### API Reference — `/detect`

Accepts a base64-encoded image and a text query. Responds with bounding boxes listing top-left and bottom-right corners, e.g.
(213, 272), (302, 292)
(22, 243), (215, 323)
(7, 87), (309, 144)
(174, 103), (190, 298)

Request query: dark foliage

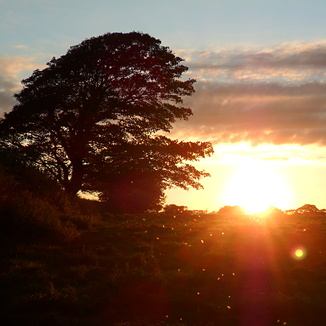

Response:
(93, 136), (212, 213)
(0, 32), (213, 212)
(99, 170), (165, 213)
(0, 149), (99, 242)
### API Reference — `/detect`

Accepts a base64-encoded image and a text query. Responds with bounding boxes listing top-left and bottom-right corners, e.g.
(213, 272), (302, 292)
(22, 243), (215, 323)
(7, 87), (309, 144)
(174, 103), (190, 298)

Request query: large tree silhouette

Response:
(89, 135), (212, 213)
(0, 32), (213, 211)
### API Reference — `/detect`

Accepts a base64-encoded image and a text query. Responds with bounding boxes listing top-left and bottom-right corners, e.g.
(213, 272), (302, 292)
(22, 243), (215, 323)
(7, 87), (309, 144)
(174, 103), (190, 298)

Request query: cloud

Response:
(207, 142), (326, 164)
(172, 42), (326, 146)
(13, 44), (29, 50)
(179, 42), (326, 81)
(0, 56), (39, 116)
(3, 41), (326, 147)
(0, 77), (16, 115)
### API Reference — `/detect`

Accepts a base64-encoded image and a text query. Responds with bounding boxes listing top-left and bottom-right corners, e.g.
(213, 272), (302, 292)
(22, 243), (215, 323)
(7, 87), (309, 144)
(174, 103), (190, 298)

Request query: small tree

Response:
(295, 204), (321, 215)
(218, 205), (245, 217)
(0, 32), (213, 211)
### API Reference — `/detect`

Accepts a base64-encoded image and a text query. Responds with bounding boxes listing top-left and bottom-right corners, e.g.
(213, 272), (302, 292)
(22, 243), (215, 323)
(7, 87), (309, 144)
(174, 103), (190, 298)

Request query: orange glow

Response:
(222, 160), (293, 214)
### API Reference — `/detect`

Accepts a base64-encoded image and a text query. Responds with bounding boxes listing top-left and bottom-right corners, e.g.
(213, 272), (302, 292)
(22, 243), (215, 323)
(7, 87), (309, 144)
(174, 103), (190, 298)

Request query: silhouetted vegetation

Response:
(0, 148), (100, 242)
(0, 32), (213, 213)
(0, 147), (325, 324)
(218, 205), (246, 217)
(1, 31), (326, 325)
(1, 209), (326, 325)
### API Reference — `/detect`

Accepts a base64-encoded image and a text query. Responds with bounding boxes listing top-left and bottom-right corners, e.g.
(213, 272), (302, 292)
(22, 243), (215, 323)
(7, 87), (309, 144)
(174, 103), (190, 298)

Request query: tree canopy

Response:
(0, 32), (213, 212)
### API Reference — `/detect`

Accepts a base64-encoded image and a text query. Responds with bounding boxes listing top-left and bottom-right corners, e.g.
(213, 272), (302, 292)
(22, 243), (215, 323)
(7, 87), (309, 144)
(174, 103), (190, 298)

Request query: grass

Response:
(1, 211), (326, 325)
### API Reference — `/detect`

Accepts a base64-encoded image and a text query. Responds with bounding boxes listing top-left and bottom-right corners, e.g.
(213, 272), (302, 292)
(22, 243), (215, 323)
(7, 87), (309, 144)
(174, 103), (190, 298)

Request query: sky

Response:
(2, 0), (326, 212)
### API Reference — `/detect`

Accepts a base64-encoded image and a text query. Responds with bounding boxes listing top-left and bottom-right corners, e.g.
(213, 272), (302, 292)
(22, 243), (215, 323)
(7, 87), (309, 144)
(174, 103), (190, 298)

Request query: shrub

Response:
(0, 168), (99, 242)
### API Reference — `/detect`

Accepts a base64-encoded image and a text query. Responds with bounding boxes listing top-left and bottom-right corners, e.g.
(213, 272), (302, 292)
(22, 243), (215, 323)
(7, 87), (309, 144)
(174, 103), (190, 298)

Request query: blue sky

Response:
(2, 0), (326, 211)
(2, 0), (326, 57)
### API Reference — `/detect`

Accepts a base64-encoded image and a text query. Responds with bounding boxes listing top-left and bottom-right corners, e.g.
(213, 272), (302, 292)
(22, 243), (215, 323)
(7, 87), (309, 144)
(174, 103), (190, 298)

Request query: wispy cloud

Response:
(3, 41), (326, 149)
(13, 44), (29, 50)
(178, 41), (326, 83)
(172, 41), (326, 146)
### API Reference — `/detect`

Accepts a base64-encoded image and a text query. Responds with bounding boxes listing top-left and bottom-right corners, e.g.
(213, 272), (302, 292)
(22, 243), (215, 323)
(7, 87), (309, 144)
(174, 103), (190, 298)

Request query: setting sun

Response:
(222, 160), (293, 214)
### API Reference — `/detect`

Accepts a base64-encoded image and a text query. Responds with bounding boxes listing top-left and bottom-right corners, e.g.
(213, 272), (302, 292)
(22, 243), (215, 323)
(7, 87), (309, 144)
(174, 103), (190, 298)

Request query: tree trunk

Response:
(65, 159), (83, 197)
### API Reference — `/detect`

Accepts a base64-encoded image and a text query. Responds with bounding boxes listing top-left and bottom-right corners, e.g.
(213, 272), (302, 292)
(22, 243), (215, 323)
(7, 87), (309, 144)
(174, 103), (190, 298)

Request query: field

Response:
(1, 211), (326, 325)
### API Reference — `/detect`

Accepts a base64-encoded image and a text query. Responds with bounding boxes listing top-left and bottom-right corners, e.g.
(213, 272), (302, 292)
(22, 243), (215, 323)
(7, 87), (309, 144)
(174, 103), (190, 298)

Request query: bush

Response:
(0, 168), (99, 242)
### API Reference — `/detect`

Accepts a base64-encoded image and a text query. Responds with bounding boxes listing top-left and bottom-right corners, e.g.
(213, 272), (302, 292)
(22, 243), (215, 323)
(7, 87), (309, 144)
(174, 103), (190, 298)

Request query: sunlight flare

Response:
(222, 160), (293, 214)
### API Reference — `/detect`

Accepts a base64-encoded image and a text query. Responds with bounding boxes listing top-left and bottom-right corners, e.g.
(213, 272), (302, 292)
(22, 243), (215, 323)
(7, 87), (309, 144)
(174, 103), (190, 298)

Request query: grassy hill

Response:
(1, 209), (326, 325)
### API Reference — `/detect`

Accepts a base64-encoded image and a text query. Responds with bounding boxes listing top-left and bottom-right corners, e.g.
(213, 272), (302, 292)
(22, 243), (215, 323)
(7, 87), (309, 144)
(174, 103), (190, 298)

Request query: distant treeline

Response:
(165, 203), (326, 217)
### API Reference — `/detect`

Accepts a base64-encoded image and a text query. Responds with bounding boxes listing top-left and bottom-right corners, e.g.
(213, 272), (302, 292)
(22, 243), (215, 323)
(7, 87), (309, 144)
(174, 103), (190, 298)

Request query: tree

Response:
(295, 204), (322, 216)
(0, 32), (213, 211)
(100, 169), (165, 213)
(88, 135), (212, 212)
(218, 205), (246, 217)
(265, 206), (283, 216)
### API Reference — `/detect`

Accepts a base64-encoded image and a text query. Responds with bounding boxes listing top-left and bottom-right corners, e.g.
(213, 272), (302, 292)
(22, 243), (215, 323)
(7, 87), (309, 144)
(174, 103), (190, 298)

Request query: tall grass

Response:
(0, 168), (99, 242)
(0, 210), (326, 325)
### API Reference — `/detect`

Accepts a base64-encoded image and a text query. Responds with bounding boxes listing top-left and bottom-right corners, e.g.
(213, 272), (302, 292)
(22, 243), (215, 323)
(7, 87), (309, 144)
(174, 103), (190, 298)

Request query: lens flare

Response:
(292, 247), (307, 260)
(295, 249), (304, 257)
